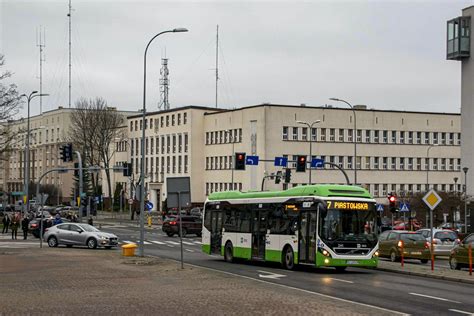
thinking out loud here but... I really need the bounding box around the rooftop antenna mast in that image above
[215,24,219,108]
[67,0,72,108]
[158,55,170,111]
[36,26,46,114]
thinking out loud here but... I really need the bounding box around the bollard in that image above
[401,240,404,267]
[469,243,472,276]
[122,243,137,257]
[147,215,152,228]
[431,242,435,271]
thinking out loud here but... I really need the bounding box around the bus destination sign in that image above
[327,201,369,210]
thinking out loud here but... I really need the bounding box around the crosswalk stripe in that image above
[165,241,180,245]
[149,240,165,245]
[185,249,194,252]
[181,241,194,245]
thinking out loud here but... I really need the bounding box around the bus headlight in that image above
[322,249,329,257]
[324,258,330,264]
[374,251,379,257]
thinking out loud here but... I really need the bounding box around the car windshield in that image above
[401,233,424,241]
[320,203,377,243]
[435,231,457,241]
[79,224,100,232]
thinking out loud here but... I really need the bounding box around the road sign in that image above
[399,202,410,212]
[311,158,325,168]
[36,193,49,205]
[274,157,288,167]
[145,201,153,210]
[376,204,384,212]
[423,189,442,210]
[246,155,259,165]
[128,198,134,205]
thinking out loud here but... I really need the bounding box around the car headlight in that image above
[98,235,109,239]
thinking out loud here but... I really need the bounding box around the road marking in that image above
[135,240,151,245]
[149,240,165,245]
[327,278,354,284]
[122,240,134,244]
[185,249,194,252]
[165,241,180,245]
[257,270,286,280]
[181,241,195,245]
[409,293,460,304]
[178,261,409,316]
[166,245,174,248]
[449,309,474,315]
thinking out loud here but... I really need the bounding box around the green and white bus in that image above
[202,184,379,271]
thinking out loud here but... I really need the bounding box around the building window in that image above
[184,155,188,173]
[184,134,188,152]
[374,130,379,143]
[178,156,182,173]
[311,128,317,141]
[320,128,326,142]
[416,132,422,144]
[167,136,170,153]
[433,133,438,144]
[383,130,388,143]
[417,158,422,170]
[425,132,430,144]
[178,134,182,153]
[365,130,370,143]
[338,156,344,168]
[302,127,308,141]
[178,113,181,125]
[160,117,164,128]
[161,136,165,153]
[365,157,370,169]
[356,130,362,142]
[172,115,175,126]
[282,127,288,140]
[348,129,353,142]
[329,129,335,142]
[408,131,413,144]
[441,158,446,171]
[391,131,397,143]
[408,157,413,170]
[457,133,461,145]
[374,157,379,169]
[130,121,133,132]
[449,158,454,171]
[391,157,396,170]
[161,157,164,173]
[449,133,454,145]
[167,156,170,173]
[433,158,438,171]
[347,156,353,169]
[183,112,187,124]
[172,135,176,153]
[338,129,344,142]
[166,115,169,127]
[399,131,405,144]
[441,133,446,145]
[292,127,298,140]
[425,158,430,171]
[399,158,405,170]
[382,157,388,170]
[172,156,176,173]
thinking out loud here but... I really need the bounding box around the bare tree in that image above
[0,54,23,157]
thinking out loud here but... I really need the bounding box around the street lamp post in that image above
[463,167,469,234]
[139,28,188,257]
[425,144,437,228]
[20,91,48,216]
[330,98,357,184]
[297,120,321,185]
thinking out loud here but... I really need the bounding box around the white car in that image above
[417,229,460,256]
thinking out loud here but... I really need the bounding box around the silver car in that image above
[44,223,119,249]
[417,228,460,256]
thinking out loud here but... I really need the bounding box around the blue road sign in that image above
[399,202,410,212]
[376,204,384,212]
[145,201,154,210]
[246,155,259,165]
[311,158,325,168]
[274,157,288,167]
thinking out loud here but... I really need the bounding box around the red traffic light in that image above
[389,195,396,203]
[237,154,244,161]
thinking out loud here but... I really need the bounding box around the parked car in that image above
[44,223,118,249]
[449,233,474,270]
[378,230,430,263]
[189,207,202,218]
[29,217,54,238]
[417,228,460,256]
[162,215,202,237]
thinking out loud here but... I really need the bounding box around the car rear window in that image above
[401,233,424,241]
[435,231,457,241]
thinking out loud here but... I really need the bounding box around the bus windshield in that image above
[320,202,377,244]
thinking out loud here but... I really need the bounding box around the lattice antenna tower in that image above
[158,58,170,110]
[36,26,46,113]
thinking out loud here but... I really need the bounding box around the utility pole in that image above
[67,0,72,108]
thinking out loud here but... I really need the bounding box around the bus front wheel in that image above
[224,242,234,263]
[282,246,295,270]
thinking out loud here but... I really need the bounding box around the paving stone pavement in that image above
[0,247,396,315]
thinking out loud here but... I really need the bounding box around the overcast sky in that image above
[1,0,472,118]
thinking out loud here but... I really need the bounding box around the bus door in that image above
[252,210,269,259]
[299,211,317,263]
[210,211,223,254]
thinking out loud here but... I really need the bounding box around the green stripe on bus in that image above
[202,244,211,254]
[316,252,378,267]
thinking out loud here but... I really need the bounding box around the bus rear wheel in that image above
[224,242,234,263]
[282,246,295,270]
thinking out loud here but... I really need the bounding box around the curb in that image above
[374,266,474,285]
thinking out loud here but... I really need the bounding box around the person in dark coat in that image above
[21,216,30,240]
[10,214,19,240]
[2,214,10,234]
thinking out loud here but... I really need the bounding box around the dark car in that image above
[378,230,430,263]
[29,217,53,238]
[162,215,202,237]
[449,233,474,270]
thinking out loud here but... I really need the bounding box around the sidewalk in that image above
[0,247,391,315]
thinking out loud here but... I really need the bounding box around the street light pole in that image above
[20,91,48,216]
[425,144,437,228]
[330,98,357,185]
[139,28,188,257]
[463,167,469,234]
[297,120,321,185]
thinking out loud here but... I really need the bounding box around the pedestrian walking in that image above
[53,214,63,226]
[21,216,30,240]
[2,213,10,234]
[10,214,19,240]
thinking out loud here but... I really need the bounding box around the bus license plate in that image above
[346,261,359,265]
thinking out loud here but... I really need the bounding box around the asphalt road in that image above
[101,225,474,316]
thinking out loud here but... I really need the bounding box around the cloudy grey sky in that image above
[1,0,472,118]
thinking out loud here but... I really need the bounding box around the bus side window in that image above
[239,209,251,233]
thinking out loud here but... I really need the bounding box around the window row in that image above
[206,156,233,170]
[205,128,243,145]
[205,182,242,196]
[131,155,189,175]
[129,133,189,156]
[282,126,461,146]
[129,112,188,132]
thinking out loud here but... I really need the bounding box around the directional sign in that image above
[311,158,325,168]
[274,157,288,167]
[246,155,259,165]
[145,201,154,210]
[376,204,384,212]
[423,189,442,210]
[399,202,410,213]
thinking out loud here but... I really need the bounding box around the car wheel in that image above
[282,246,295,270]
[420,259,428,264]
[47,236,58,248]
[390,250,399,262]
[449,256,460,270]
[224,242,234,263]
[87,238,98,249]
[335,266,347,272]
[179,228,187,238]
[166,232,174,237]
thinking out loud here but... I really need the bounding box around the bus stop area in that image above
[0,247,387,315]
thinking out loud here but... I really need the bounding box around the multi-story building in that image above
[118,103,462,213]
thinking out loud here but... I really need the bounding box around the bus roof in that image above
[207,184,372,201]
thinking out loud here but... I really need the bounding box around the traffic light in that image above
[296,155,307,172]
[235,152,246,170]
[275,171,282,184]
[123,162,133,177]
[388,193,398,213]
[284,168,292,183]
[60,143,73,162]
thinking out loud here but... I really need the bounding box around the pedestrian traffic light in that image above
[296,155,307,172]
[284,168,292,183]
[123,162,133,177]
[388,193,398,213]
[235,152,246,170]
